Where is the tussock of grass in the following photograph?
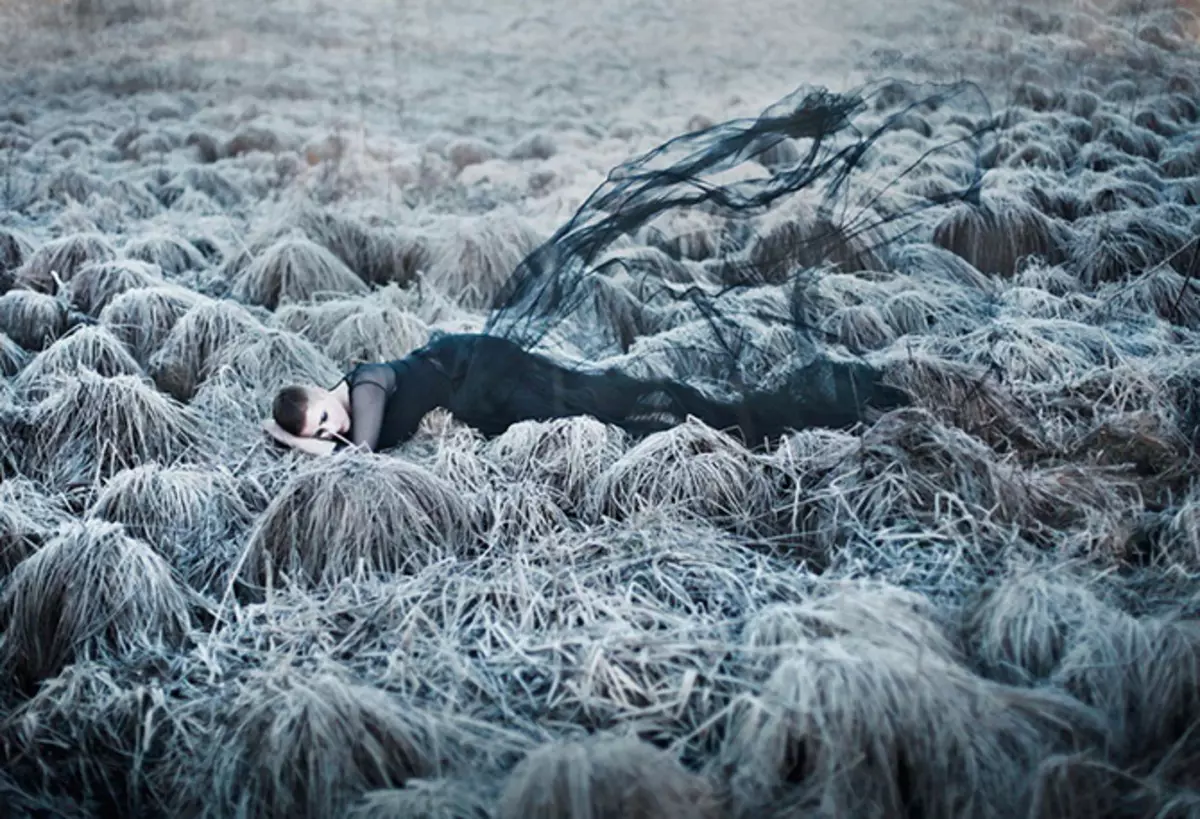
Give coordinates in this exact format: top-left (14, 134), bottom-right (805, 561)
top-left (1051, 614), bottom-right (1200, 771)
top-left (722, 636), bottom-right (1099, 819)
top-left (272, 296), bottom-right (367, 345)
top-left (20, 370), bottom-right (205, 493)
top-left (255, 199), bottom-right (431, 286)
top-left (0, 519), bottom-right (190, 694)
top-left (425, 211), bottom-right (545, 310)
top-left (1014, 262), bottom-right (1080, 296)
top-left (110, 177), bottom-right (163, 218)
top-left (821, 304), bottom-right (896, 353)
top-left (561, 272), bottom-right (663, 356)
top-left (1098, 265), bottom-right (1200, 328)
top-left (41, 166), bottom-right (110, 206)
top-left (962, 570), bottom-right (1122, 686)
top-left (882, 284), bottom-right (986, 337)
top-left (0, 331), bottom-right (28, 377)
top-left (748, 198), bottom-right (884, 282)
top-left (742, 580), bottom-right (961, 673)
top-left (889, 242), bottom-right (997, 294)
top-left (486, 416), bottom-right (628, 514)
top-left (497, 735), bottom-right (721, 819)
top-left (1067, 409), bottom-right (1191, 489)
top-left (122, 233), bottom-right (208, 276)
top-left (346, 779), bottom-right (495, 819)
top-left (0, 227), bottom-right (33, 292)
top-left (239, 453), bottom-right (474, 589)
top-left (87, 463), bottom-right (250, 591)
top-left (13, 232), bottom-right (117, 294)
top-left (325, 304), bottom-right (429, 369)
top-left (1026, 752), bottom-right (1199, 819)
top-left (0, 498), bottom-right (49, 580)
top-left (641, 209), bottom-right (727, 262)
top-left (161, 166), bottom-right (245, 209)
top-left (1068, 208), bottom-right (1196, 287)
top-left (97, 283), bottom-right (201, 365)
top-left (589, 418), bottom-right (777, 535)
top-left (1081, 177), bottom-right (1162, 216)
top-left (1158, 141), bottom-right (1200, 178)
top-left (878, 352), bottom-right (1045, 452)
top-left (65, 259), bottom-right (165, 317)
top-left (14, 324), bottom-right (144, 400)
top-left (230, 234), bottom-right (368, 310)
top-left (166, 667), bottom-right (446, 819)
top-left (209, 326), bottom-right (342, 397)
top-left (932, 191), bottom-right (1070, 277)
top-left (841, 407), bottom-right (1033, 525)
top-left (147, 298), bottom-right (263, 401)
top-left (1024, 465), bottom-right (1143, 557)
top-left (1096, 123), bottom-right (1165, 162)
top-left (0, 288), bottom-right (70, 351)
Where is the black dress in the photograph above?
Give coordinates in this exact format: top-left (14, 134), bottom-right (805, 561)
top-left (334, 333), bottom-right (907, 452)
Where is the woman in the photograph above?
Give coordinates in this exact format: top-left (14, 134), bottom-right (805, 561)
top-left (262, 331), bottom-right (909, 454)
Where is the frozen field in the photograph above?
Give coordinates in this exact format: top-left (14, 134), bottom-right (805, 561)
top-left (1, 0), bottom-right (1200, 817)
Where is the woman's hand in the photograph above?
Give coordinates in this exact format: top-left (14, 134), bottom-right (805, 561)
top-left (261, 419), bottom-right (338, 457)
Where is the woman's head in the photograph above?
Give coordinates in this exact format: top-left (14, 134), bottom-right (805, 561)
top-left (272, 385), bottom-right (350, 440)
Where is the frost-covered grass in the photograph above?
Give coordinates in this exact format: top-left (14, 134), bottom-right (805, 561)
top-left (2, 0), bottom-right (1200, 817)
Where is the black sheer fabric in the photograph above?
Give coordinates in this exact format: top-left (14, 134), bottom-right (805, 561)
top-left (336, 79), bottom-right (993, 452)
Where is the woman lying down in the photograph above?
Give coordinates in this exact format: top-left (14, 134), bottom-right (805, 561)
top-left (262, 332), bottom-right (908, 456)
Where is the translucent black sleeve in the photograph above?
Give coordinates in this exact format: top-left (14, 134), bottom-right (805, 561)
top-left (340, 364), bottom-right (396, 452)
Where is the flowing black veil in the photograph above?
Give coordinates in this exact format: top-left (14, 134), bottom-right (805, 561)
top-left (474, 79), bottom-right (996, 444)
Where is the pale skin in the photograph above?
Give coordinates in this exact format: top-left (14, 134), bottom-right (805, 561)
top-left (261, 381), bottom-right (357, 456)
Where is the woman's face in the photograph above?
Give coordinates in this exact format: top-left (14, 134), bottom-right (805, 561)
top-left (301, 389), bottom-right (351, 441)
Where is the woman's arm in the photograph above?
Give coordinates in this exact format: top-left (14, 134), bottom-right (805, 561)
top-left (262, 419), bottom-right (338, 457)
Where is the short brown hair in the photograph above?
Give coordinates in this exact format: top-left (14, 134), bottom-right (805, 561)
top-left (272, 385), bottom-right (311, 437)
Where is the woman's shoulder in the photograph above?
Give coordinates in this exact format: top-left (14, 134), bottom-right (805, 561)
top-left (346, 360), bottom-right (399, 390)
